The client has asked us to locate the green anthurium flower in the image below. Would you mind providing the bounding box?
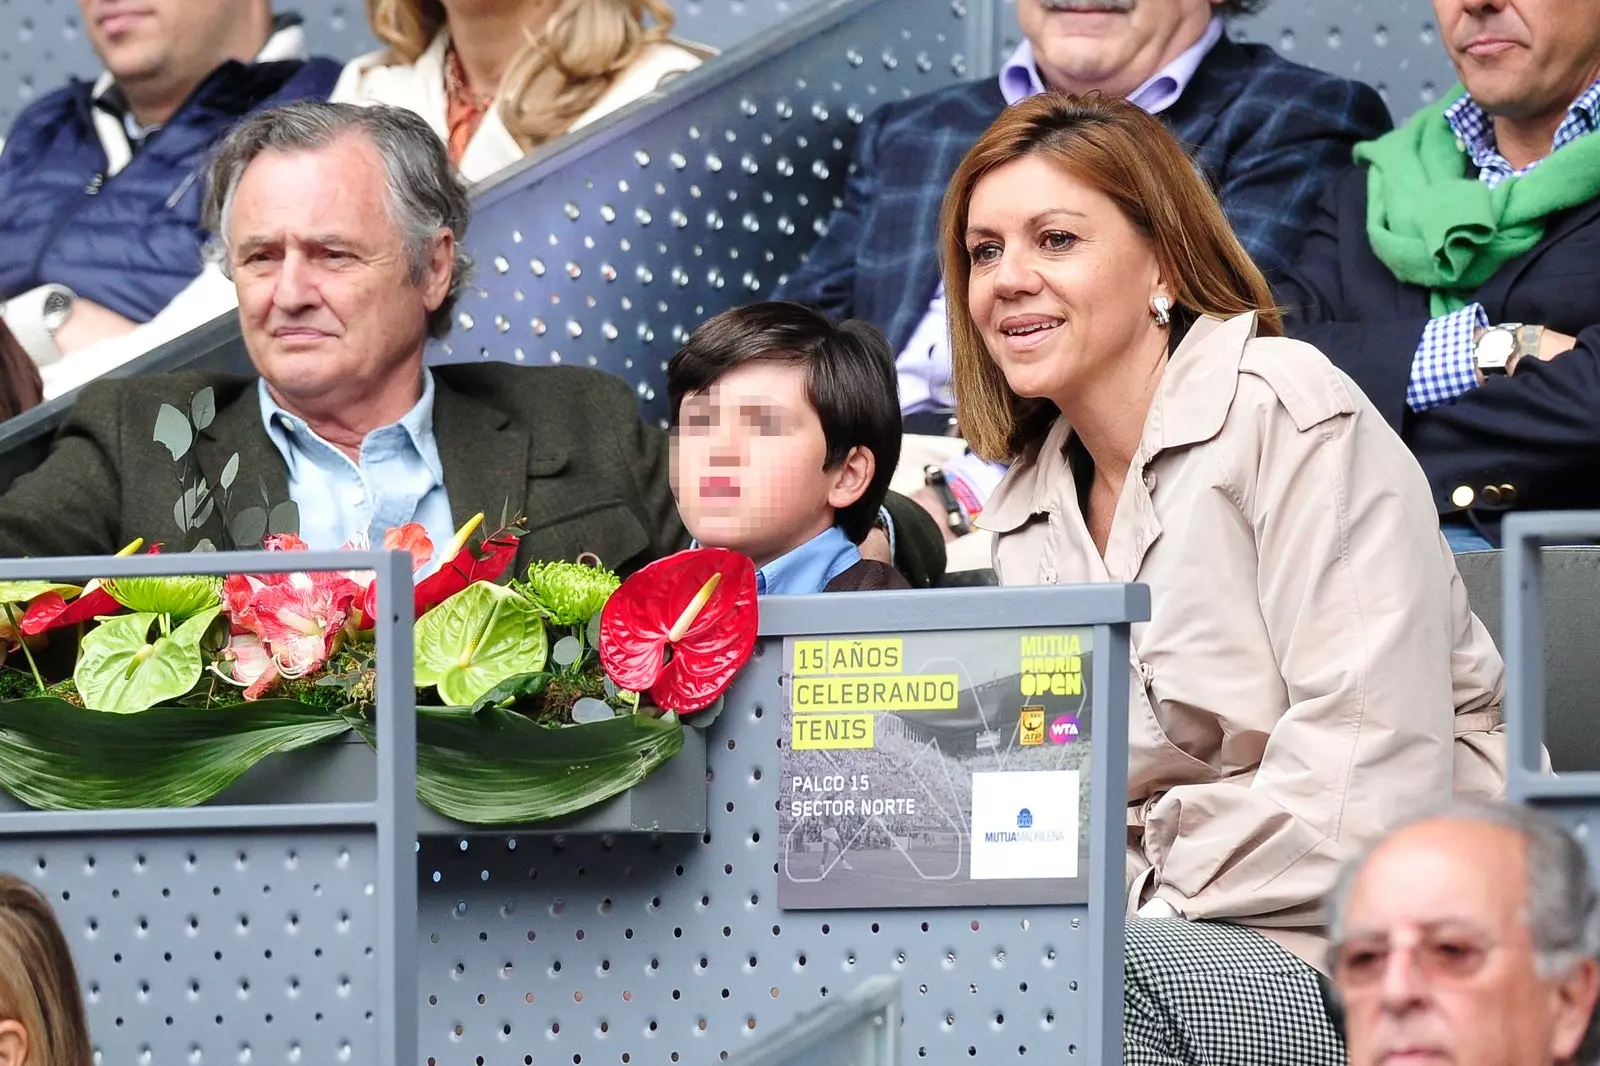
[103,575,222,620]
[74,607,221,714]
[0,581,81,606]
[415,582,550,707]
[519,560,620,626]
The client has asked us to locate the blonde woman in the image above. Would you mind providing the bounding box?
[0,874,93,1065]
[334,0,710,182]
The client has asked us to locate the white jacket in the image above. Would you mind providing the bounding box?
[331,30,708,184]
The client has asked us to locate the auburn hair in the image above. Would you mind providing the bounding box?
[0,319,42,423]
[367,0,680,152]
[0,875,93,1066]
[940,92,1282,462]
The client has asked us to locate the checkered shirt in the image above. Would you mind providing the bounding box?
[1407,77,1600,412]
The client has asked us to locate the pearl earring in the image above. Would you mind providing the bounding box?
[1151,295,1172,327]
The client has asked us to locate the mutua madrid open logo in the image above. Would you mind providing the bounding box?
[982,807,1066,845]
[1049,714,1081,744]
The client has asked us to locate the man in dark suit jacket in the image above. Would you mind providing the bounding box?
[1276,0,1600,549]
[0,101,945,586]
[777,0,1391,550]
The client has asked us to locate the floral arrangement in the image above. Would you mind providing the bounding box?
[0,517,759,825]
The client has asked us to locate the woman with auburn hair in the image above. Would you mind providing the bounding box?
[946,93,1509,1060]
[333,0,710,182]
[0,319,43,423]
[0,874,93,1065]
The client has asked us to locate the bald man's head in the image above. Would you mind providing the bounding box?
[1331,806,1600,1066]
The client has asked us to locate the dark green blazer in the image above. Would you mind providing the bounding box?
[0,362,946,585]
[0,362,686,576]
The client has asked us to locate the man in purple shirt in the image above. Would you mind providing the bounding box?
[777,0,1391,570]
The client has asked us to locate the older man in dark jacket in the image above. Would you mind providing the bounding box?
[0,102,945,587]
[777,0,1392,562]
[0,2,338,382]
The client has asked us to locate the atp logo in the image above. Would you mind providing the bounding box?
[1049,715,1081,744]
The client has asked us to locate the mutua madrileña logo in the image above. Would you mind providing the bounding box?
[983,807,1067,845]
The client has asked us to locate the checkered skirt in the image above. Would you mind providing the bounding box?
[1124,919,1346,1066]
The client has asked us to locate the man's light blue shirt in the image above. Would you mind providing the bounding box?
[258,371,455,569]
[755,526,862,596]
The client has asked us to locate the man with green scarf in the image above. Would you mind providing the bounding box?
[1276,0,1600,551]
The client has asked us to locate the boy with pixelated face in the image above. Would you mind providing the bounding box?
[667,301,908,594]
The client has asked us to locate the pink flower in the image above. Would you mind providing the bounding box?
[219,631,280,701]
[247,571,363,678]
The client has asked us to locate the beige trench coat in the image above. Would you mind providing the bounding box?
[979,313,1508,967]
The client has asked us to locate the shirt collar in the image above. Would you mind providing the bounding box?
[754,526,862,596]
[1445,75,1600,176]
[998,16,1225,113]
[257,370,444,483]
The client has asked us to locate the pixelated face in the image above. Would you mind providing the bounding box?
[964,154,1168,410]
[1016,0,1220,98]
[1337,819,1599,1066]
[670,360,871,569]
[227,134,454,414]
[79,0,262,96]
[1432,0,1600,125]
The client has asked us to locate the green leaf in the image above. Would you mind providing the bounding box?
[415,583,549,707]
[153,403,193,460]
[352,705,685,826]
[75,608,220,714]
[0,697,349,810]
[0,581,80,606]
[467,671,551,715]
[103,574,221,619]
[219,452,240,491]
[268,501,300,536]
[229,506,267,549]
[190,387,216,432]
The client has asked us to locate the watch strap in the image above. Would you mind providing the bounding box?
[923,466,972,536]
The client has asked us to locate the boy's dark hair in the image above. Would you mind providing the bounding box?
[668,301,901,543]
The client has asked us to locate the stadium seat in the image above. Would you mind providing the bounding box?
[1454,548,1600,773]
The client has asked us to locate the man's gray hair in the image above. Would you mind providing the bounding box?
[1328,801,1600,1063]
[202,101,473,341]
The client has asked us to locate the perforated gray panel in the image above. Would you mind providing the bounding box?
[992,0,1455,119]
[435,0,985,428]
[674,0,831,51]
[415,632,1105,1066]
[1,831,381,1066]
[0,2,377,130]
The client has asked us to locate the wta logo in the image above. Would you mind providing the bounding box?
[1049,715,1080,744]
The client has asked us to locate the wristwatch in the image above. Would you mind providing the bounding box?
[41,286,76,336]
[923,465,971,537]
[1474,322,1544,376]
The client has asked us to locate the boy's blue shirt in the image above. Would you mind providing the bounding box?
[757,526,861,595]
[696,526,860,596]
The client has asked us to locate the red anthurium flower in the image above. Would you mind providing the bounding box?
[353,515,520,628]
[599,547,759,714]
[20,540,159,636]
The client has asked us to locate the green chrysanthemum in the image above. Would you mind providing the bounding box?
[519,561,620,626]
[103,575,222,620]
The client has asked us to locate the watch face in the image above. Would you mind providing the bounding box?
[1476,328,1516,369]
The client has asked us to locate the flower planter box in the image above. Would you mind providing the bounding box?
[0,723,709,835]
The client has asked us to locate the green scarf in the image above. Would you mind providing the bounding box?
[1353,84,1600,316]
